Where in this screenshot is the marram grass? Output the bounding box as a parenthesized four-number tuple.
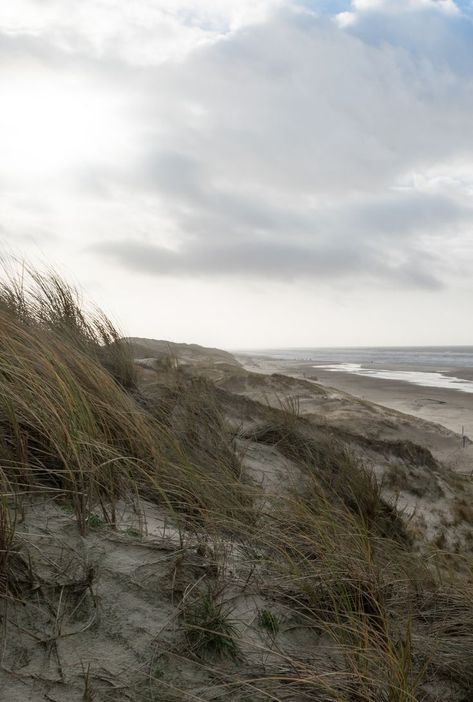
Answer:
(0, 266, 473, 702)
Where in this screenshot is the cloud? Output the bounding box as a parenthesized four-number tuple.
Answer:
(90, 189, 473, 290)
(0, 0, 283, 65)
(82, 6, 473, 291)
(91, 234, 444, 289)
(3, 0, 473, 299)
(337, 0, 473, 73)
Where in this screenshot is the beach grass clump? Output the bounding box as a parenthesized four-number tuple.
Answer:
(249, 417, 408, 542)
(0, 266, 137, 388)
(182, 589, 240, 660)
(249, 466, 473, 702)
(139, 367, 256, 532)
(145, 370, 241, 476)
(253, 491, 421, 699)
(0, 485, 17, 598)
(0, 267, 253, 535)
(0, 299, 163, 533)
(257, 608, 280, 637)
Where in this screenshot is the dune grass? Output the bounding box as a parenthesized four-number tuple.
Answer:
(0, 267, 253, 537)
(1, 266, 473, 701)
(182, 588, 240, 661)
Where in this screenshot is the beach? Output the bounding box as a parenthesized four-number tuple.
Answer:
(238, 353, 473, 440)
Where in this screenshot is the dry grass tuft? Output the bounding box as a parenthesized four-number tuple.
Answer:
(182, 587, 240, 661)
(0, 266, 253, 538)
(249, 416, 409, 543)
(0, 265, 136, 388)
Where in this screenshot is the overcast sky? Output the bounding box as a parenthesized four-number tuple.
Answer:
(1, 0, 473, 348)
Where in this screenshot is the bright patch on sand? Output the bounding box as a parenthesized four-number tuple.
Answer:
(316, 363, 473, 394)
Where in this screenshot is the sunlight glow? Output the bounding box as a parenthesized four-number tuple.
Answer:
(0, 74, 127, 180)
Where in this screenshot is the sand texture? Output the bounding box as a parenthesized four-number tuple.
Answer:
(4, 341, 473, 701)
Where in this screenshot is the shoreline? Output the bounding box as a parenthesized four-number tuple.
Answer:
(238, 354, 473, 439)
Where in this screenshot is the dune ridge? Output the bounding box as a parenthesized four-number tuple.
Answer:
(1, 271, 473, 701)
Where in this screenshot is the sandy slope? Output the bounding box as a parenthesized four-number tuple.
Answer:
(236, 353, 473, 473)
(6, 343, 473, 700)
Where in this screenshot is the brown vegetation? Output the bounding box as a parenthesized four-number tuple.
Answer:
(0, 267, 473, 701)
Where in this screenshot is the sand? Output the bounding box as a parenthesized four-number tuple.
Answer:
(311, 366, 473, 437)
(6, 345, 473, 701)
(238, 355, 473, 439)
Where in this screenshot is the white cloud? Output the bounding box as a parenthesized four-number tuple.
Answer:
(335, 11, 356, 26)
(2, 0, 473, 344)
(0, 0, 283, 65)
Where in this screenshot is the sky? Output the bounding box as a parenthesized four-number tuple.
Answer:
(1, 0, 473, 349)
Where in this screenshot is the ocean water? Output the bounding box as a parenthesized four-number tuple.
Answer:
(246, 346, 473, 394)
(250, 346, 473, 368)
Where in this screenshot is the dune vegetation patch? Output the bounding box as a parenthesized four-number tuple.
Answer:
(0, 267, 473, 701)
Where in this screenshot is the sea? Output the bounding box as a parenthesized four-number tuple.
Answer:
(243, 346, 473, 394)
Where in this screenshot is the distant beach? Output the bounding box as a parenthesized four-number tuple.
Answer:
(237, 346, 473, 439)
(315, 363, 473, 394)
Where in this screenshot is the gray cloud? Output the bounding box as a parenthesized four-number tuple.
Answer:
(90, 174, 472, 289)
(92, 235, 444, 289)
